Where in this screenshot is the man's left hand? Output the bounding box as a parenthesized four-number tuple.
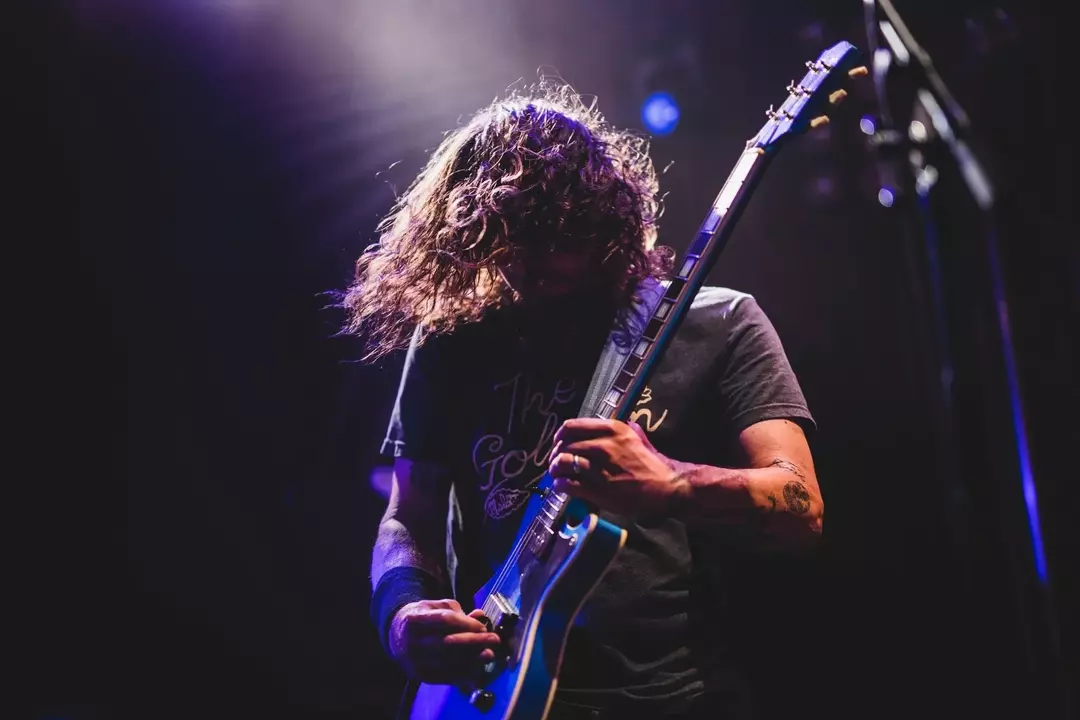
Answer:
(549, 418, 690, 517)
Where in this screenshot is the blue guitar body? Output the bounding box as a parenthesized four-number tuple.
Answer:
(407, 477, 627, 720)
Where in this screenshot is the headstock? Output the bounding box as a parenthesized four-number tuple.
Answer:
(748, 41, 868, 151)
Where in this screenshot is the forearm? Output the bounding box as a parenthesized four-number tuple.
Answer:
(371, 515, 448, 590)
(668, 458, 822, 547)
(370, 512, 451, 660)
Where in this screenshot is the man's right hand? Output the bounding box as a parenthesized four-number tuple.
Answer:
(388, 599, 502, 684)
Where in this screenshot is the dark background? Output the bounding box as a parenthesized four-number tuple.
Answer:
(24, 1, 1075, 718)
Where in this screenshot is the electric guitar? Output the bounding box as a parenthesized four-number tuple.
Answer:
(404, 41, 867, 720)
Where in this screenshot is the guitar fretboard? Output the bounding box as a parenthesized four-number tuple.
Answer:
(594, 147, 765, 422)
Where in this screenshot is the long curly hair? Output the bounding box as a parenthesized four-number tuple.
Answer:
(341, 82, 673, 361)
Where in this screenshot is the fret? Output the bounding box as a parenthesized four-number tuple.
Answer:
(604, 386, 623, 405)
(665, 277, 686, 300)
(596, 401, 616, 419)
(632, 338, 651, 357)
(689, 230, 714, 256)
(613, 369, 634, 393)
(677, 254, 699, 280)
(700, 208, 723, 236)
(643, 317, 664, 341)
(622, 354, 643, 375)
(546, 495, 566, 513)
(653, 299, 674, 321)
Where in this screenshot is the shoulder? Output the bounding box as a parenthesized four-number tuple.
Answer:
(658, 285, 764, 356)
(679, 285, 766, 336)
(688, 285, 756, 316)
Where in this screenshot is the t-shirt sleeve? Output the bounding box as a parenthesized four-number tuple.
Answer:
(716, 296, 815, 437)
(380, 326, 460, 463)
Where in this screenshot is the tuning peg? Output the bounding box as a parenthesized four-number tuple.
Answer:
(806, 60, 822, 72)
(848, 66, 869, 78)
(828, 89, 848, 105)
(809, 116, 830, 129)
(786, 80, 805, 96)
(765, 104, 777, 119)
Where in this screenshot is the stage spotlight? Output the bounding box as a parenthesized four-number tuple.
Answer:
(641, 92, 680, 136)
(878, 187, 896, 207)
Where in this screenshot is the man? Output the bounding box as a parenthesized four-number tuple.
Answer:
(343, 84, 822, 718)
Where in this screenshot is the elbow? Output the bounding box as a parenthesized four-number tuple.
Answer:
(795, 490, 824, 542)
(803, 506, 823, 546)
(783, 477, 823, 549)
(795, 497, 824, 548)
(767, 498, 823, 553)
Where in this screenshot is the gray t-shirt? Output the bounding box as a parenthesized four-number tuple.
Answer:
(382, 286, 814, 716)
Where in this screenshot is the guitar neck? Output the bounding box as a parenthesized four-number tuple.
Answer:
(527, 145, 774, 545)
(593, 145, 772, 422)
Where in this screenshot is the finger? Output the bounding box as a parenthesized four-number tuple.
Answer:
(548, 451, 593, 478)
(440, 631, 502, 648)
(551, 439, 606, 461)
(408, 609, 489, 633)
(467, 608, 493, 629)
(554, 418, 619, 444)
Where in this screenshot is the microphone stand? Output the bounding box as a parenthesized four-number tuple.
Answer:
(863, 1, 1067, 717)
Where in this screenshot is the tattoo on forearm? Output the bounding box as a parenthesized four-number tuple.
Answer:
(766, 494, 777, 512)
(782, 481, 811, 514)
(769, 458, 806, 481)
(768, 459, 812, 514)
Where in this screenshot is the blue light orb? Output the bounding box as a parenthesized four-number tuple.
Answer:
(641, 92, 680, 136)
